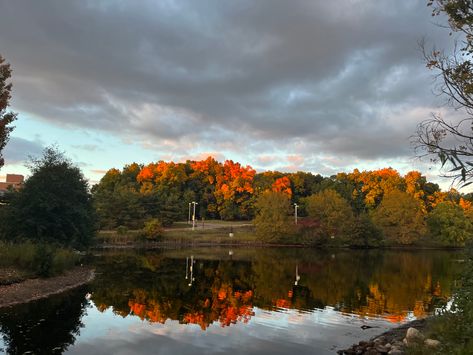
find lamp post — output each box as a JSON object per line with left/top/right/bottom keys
{"left": 192, "top": 201, "right": 198, "bottom": 231}
{"left": 294, "top": 203, "right": 299, "bottom": 225}
{"left": 188, "top": 202, "right": 191, "bottom": 225}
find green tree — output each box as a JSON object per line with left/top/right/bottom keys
{"left": 0, "top": 55, "right": 17, "bottom": 169}
{"left": 1, "top": 147, "right": 95, "bottom": 247}
{"left": 372, "top": 190, "right": 426, "bottom": 245}
{"left": 304, "top": 189, "right": 356, "bottom": 244}
{"left": 427, "top": 201, "right": 473, "bottom": 246}
{"left": 350, "top": 213, "right": 383, "bottom": 248}
{"left": 254, "top": 191, "right": 293, "bottom": 242}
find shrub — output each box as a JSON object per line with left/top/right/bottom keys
{"left": 0, "top": 241, "right": 79, "bottom": 277}
{"left": 141, "top": 219, "right": 164, "bottom": 241}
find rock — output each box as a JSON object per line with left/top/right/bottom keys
{"left": 385, "top": 343, "right": 392, "bottom": 349}
{"left": 424, "top": 339, "right": 441, "bottom": 349}
{"left": 374, "top": 336, "right": 387, "bottom": 344}
{"left": 365, "top": 349, "right": 379, "bottom": 355}
{"left": 392, "top": 341, "right": 404, "bottom": 348}
{"left": 388, "top": 349, "right": 403, "bottom": 355}
{"left": 405, "top": 327, "right": 425, "bottom": 345}
{"left": 358, "top": 341, "right": 368, "bottom": 347}
{"left": 375, "top": 344, "right": 390, "bottom": 353}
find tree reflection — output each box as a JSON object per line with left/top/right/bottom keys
{"left": 90, "top": 249, "right": 463, "bottom": 330}
{"left": 0, "top": 286, "right": 88, "bottom": 354}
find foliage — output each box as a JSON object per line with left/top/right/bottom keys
{"left": 372, "top": 190, "right": 427, "bottom": 245}
{"left": 422, "top": 248, "right": 473, "bottom": 354}
{"left": 304, "top": 189, "right": 356, "bottom": 244}
{"left": 350, "top": 213, "right": 383, "bottom": 248}
{"left": 141, "top": 218, "right": 164, "bottom": 241}
{"left": 91, "top": 156, "right": 473, "bottom": 247}
{"left": 427, "top": 201, "right": 473, "bottom": 246}
{"left": 0, "top": 147, "right": 96, "bottom": 248}
{"left": 415, "top": 0, "right": 473, "bottom": 185}
{"left": 254, "top": 191, "right": 293, "bottom": 242}
{"left": 0, "top": 55, "right": 17, "bottom": 169}
{"left": 0, "top": 241, "right": 79, "bottom": 277}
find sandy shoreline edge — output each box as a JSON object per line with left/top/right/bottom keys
{"left": 0, "top": 267, "right": 95, "bottom": 309}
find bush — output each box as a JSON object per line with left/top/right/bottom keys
{"left": 141, "top": 219, "right": 164, "bottom": 241}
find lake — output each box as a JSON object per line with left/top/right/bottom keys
{"left": 0, "top": 248, "right": 464, "bottom": 354}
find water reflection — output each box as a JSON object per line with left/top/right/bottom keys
{"left": 90, "top": 249, "right": 461, "bottom": 329}
{"left": 0, "top": 286, "right": 88, "bottom": 354}
{"left": 0, "top": 248, "right": 464, "bottom": 354}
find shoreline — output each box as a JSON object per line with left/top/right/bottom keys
{"left": 94, "top": 240, "right": 465, "bottom": 250}
{"left": 339, "top": 318, "right": 430, "bottom": 354}
{"left": 0, "top": 266, "right": 95, "bottom": 309}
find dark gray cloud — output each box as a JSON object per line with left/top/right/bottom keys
{"left": 3, "top": 137, "right": 44, "bottom": 164}
{"left": 0, "top": 0, "right": 453, "bottom": 162}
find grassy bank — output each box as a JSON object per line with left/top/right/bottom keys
{"left": 0, "top": 241, "right": 80, "bottom": 284}
{"left": 97, "top": 220, "right": 258, "bottom": 246}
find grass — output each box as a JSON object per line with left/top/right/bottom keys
{"left": 0, "top": 241, "right": 80, "bottom": 280}
{"left": 96, "top": 221, "right": 258, "bottom": 246}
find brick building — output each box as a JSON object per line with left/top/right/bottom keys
{"left": 0, "top": 174, "right": 24, "bottom": 195}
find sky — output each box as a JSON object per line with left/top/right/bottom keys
{"left": 0, "top": 0, "right": 459, "bottom": 187}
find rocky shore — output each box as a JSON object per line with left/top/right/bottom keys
{"left": 0, "top": 266, "right": 94, "bottom": 308}
{"left": 338, "top": 319, "right": 441, "bottom": 354}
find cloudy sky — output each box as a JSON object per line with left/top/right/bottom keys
{"left": 0, "top": 0, "right": 456, "bottom": 186}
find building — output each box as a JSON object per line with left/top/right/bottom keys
{"left": 0, "top": 174, "right": 24, "bottom": 195}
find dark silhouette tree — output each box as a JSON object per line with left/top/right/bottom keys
{"left": 0, "top": 55, "right": 17, "bottom": 169}
{"left": 2, "top": 147, "right": 96, "bottom": 247}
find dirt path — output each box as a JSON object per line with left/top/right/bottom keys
{"left": 0, "top": 267, "right": 94, "bottom": 309}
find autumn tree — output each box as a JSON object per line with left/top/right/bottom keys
{"left": 372, "top": 190, "right": 426, "bottom": 245}
{"left": 0, "top": 55, "right": 17, "bottom": 169}
{"left": 254, "top": 191, "right": 293, "bottom": 242}
{"left": 415, "top": 0, "right": 473, "bottom": 185}
{"left": 304, "top": 189, "right": 356, "bottom": 244}
{"left": 427, "top": 201, "right": 473, "bottom": 246}
{"left": 92, "top": 165, "right": 146, "bottom": 229}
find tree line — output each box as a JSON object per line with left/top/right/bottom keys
{"left": 93, "top": 158, "right": 473, "bottom": 247}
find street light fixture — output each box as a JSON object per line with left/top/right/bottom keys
{"left": 192, "top": 201, "right": 198, "bottom": 231}
{"left": 294, "top": 203, "right": 299, "bottom": 225}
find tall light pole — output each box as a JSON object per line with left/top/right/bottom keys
{"left": 192, "top": 201, "right": 198, "bottom": 231}
{"left": 188, "top": 202, "right": 191, "bottom": 225}
{"left": 294, "top": 203, "right": 298, "bottom": 225}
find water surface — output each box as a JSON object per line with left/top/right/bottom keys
{"left": 0, "top": 248, "right": 463, "bottom": 354}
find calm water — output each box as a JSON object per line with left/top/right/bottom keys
{"left": 0, "top": 248, "right": 464, "bottom": 354}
